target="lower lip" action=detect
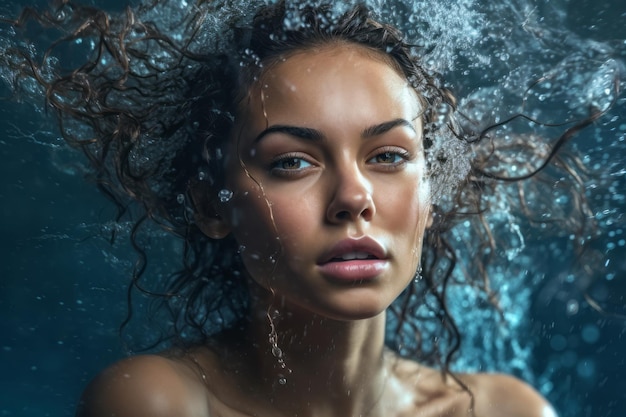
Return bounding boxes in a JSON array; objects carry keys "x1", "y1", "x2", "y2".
[{"x1": 317, "y1": 260, "x2": 389, "y2": 282}]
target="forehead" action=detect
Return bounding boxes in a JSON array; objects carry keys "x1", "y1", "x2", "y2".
[
  {"x1": 265, "y1": 42, "x2": 407, "y2": 85},
  {"x1": 235, "y1": 43, "x2": 422, "y2": 133}
]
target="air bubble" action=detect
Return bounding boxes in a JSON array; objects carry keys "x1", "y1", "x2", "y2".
[
  {"x1": 566, "y1": 299, "x2": 579, "y2": 315},
  {"x1": 581, "y1": 325, "x2": 600, "y2": 344},
  {"x1": 218, "y1": 189, "x2": 233, "y2": 203},
  {"x1": 550, "y1": 334, "x2": 567, "y2": 351},
  {"x1": 176, "y1": 194, "x2": 185, "y2": 204}
]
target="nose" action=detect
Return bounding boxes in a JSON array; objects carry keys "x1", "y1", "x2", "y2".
[{"x1": 326, "y1": 165, "x2": 376, "y2": 224}]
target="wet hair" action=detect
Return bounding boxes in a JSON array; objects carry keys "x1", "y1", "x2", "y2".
[{"x1": 1, "y1": 0, "x2": 603, "y2": 381}]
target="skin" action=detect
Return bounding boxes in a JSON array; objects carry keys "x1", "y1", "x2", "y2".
[{"x1": 76, "y1": 44, "x2": 557, "y2": 417}]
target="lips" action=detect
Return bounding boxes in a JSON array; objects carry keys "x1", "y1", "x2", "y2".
[
  {"x1": 319, "y1": 237, "x2": 386, "y2": 263},
  {"x1": 317, "y1": 237, "x2": 389, "y2": 282},
  {"x1": 331, "y1": 251, "x2": 376, "y2": 261}
]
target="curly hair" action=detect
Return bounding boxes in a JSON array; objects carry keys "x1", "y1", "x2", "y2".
[{"x1": 1, "y1": 0, "x2": 607, "y2": 375}]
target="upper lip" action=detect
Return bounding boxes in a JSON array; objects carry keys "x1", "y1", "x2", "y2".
[{"x1": 318, "y1": 237, "x2": 387, "y2": 264}]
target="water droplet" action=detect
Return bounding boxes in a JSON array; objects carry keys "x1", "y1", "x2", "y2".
[
  {"x1": 566, "y1": 299, "x2": 579, "y2": 315},
  {"x1": 218, "y1": 189, "x2": 233, "y2": 203},
  {"x1": 272, "y1": 346, "x2": 283, "y2": 358}
]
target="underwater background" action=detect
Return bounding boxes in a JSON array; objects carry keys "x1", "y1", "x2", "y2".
[{"x1": 1, "y1": 0, "x2": 625, "y2": 416}]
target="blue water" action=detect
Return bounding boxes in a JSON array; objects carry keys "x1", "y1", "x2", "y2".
[{"x1": 1, "y1": 0, "x2": 625, "y2": 416}]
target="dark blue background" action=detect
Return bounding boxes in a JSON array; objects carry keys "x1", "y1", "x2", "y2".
[{"x1": 1, "y1": 1, "x2": 625, "y2": 416}]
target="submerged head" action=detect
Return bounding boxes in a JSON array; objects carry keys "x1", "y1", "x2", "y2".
[{"x1": 185, "y1": 3, "x2": 467, "y2": 320}]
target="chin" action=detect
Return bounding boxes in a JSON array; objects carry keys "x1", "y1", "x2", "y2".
[{"x1": 293, "y1": 291, "x2": 393, "y2": 322}]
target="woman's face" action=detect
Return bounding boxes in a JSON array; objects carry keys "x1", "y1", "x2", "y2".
[{"x1": 221, "y1": 43, "x2": 430, "y2": 320}]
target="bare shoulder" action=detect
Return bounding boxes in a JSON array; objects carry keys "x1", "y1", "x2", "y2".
[
  {"x1": 76, "y1": 354, "x2": 209, "y2": 417},
  {"x1": 462, "y1": 372, "x2": 558, "y2": 417},
  {"x1": 388, "y1": 355, "x2": 557, "y2": 417}
]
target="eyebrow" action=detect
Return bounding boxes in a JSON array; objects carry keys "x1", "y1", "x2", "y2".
[
  {"x1": 253, "y1": 118, "x2": 416, "y2": 143},
  {"x1": 362, "y1": 118, "x2": 416, "y2": 138}
]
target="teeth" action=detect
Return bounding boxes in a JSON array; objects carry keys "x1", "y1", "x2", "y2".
[{"x1": 340, "y1": 251, "x2": 370, "y2": 261}]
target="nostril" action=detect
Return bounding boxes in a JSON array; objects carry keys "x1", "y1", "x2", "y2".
[
  {"x1": 333, "y1": 207, "x2": 373, "y2": 222},
  {"x1": 327, "y1": 183, "x2": 376, "y2": 223}
]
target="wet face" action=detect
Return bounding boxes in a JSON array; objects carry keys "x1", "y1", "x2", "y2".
[{"x1": 217, "y1": 43, "x2": 430, "y2": 320}]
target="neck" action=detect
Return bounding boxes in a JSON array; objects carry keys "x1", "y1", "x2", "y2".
[{"x1": 242, "y1": 296, "x2": 390, "y2": 417}]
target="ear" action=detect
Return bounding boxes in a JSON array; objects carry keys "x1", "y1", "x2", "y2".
[{"x1": 189, "y1": 181, "x2": 231, "y2": 240}]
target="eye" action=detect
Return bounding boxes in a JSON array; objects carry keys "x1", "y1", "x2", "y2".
[
  {"x1": 369, "y1": 152, "x2": 403, "y2": 164},
  {"x1": 366, "y1": 148, "x2": 411, "y2": 168},
  {"x1": 269, "y1": 154, "x2": 314, "y2": 176}
]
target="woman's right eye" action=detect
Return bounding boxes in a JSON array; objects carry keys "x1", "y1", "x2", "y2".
[{"x1": 269, "y1": 154, "x2": 314, "y2": 176}]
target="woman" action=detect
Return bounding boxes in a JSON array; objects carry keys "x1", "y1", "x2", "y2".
[{"x1": 1, "y1": 0, "x2": 611, "y2": 416}]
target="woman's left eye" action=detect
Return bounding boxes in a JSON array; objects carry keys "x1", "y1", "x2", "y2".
[{"x1": 367, "y1": 150, "x2": 410, "y2": 166}]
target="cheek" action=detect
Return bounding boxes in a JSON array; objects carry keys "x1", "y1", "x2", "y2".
[
  {"x1": 224, "y1": 175, "x2": 309, "y2": 282},
  {"x1": 382, "y1": 170, "x2": 429, "y2": 225},
  {"x1": 228, "y1": 199, "x2": 280, "y2": 286},
  {"x1": 382, "y1": 175, "x2": 430, "y2": 263},
  {"x1": 225, "y1": 174, "x2": 280, "y2": 256}
]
